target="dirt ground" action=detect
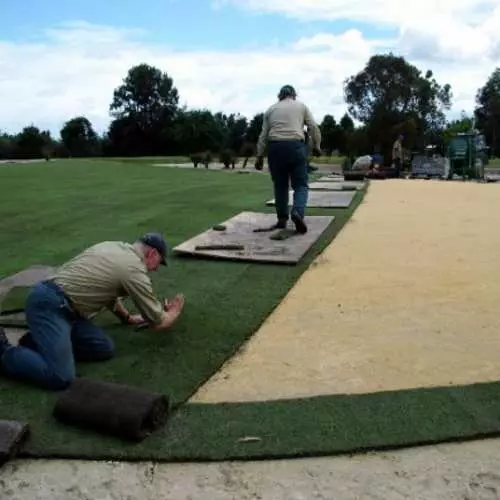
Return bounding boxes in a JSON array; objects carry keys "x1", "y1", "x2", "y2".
[
  {"x1": 4, "y1": 438, "x2": 500, "y2": 499},
  {"x1": 192, "y1": 179, "x2": 500, "y2": 403}
]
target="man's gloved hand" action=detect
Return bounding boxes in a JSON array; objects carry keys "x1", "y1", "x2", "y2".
[
  {"x1": 312, "y1": 147, "x2": 322, "y2": 157},
  {"x1": 255, "y1": 156, "x2": 264, "y2": 171}
]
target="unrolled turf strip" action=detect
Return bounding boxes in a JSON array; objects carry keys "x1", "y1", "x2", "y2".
[{"x1": 19, "y1": 381, "x2": 500, "y2": 462}]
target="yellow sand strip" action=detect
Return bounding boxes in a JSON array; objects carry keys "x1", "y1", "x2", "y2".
[{"x1": 191, "y1": 180, "x2": 500, "y2": 403}]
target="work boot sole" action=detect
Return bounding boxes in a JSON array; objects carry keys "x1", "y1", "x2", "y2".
[{"x1": 291, "y1": 214, "x2": 307, "y2": 234}]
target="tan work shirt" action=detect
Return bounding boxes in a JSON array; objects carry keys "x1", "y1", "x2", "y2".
[
  {"x1": 393, "y1": 139, "x2": 403, "y2": 159},
  {"x1": 53, "y1": 241, "x2": 164, "y2": 325},
  {"x1": 256, "y1": 98, "x2": 322, "y2": 157}
]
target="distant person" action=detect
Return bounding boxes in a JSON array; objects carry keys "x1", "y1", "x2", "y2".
[
  {"x1": 392, "y1": 134, "x2": 404, "y2": 176},
  {"x1": 352, "y1": 155, "x2": 373, "y2": 171},
  {"x1": 0, "y1": 233, "x2": 185, "y2": 391},
  {"x1": 370, "y1": 149, "x2": 384, "y2": 172},
  {"x1": 255, "y1": 85, "x2": 322, "y2": 234},
  {"x1": 371, "y1": 146, "x2": 383, "y2": 167}
]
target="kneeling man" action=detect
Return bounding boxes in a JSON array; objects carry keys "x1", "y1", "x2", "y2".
[{"x1": 0, "y1": 232, "x2": 184, "y2": 390}]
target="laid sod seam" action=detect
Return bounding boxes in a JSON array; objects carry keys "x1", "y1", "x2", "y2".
[
  {"x1": 0, "y1": 159, "x2": 368, "y2": 461},
  {"x1": 20, "y1": 381, "x2": 500, "y2": 462}
]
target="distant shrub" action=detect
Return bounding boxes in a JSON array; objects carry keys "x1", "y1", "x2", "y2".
[
  {"x1": 190, "y1": 151, "x2": 212, "y2": 168},
  {"x1": 219, "y1": 149, "x2": 237, "y2": 169}
]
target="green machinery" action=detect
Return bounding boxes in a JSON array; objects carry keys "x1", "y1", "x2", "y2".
[{"x1": 446, "y1": 131, "x2": 489, "y2": 180}]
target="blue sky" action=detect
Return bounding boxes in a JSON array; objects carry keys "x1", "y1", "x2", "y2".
[
  {"x1": 0, "y1": 0, "x2": 498, "y2": 135},
  {"x1": 1, "y1": 0, "x2": 393, "y2": 50}
]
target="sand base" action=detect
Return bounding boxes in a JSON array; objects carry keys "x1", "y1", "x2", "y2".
[{"x1": 192, "y1": 179, "x2": 500, "y2": 403}]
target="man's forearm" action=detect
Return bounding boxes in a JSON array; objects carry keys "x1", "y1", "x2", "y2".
[
  {"x1": 304, "y1": 106, "x2": 321, "y2": 151},
  {"x1": 310, "y1": 124, "x2": 322, "y2": 151},
  {"x1": 110, "y1": 298, "x2": 131, "y2": 322},
  {"x1": 256, "y1": 135, "x2": 266, "y2": 157},
  {"x1": 256, "y1": 115, "x2": 269, "y2": 157},
  {"x1": 151, "y1": 310, "x2": 179, "y2": 331}
]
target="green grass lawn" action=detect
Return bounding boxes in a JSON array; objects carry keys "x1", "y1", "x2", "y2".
[
  {"x1": 0, "y1": 158, "x2": 365, "y2": 460},
  {"x1": 3, "y1": 159, "x2": 500, "y2": 463}
]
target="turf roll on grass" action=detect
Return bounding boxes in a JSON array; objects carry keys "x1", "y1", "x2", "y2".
[
  {"x1": 53, "y1": 377, "x2": 170, "y2": 442},
  {"x1": 0, "y1": 420, "x2": 30, "y2": 466},
  {"x1": 344, "y1": 172, "x2": 366, "y2": 181}
]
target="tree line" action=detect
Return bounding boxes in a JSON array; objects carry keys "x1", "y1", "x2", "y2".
[{"x1": 1, "y1": 54, "x2": 499, "y2": 164}]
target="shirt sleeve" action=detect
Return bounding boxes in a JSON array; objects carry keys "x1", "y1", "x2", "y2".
[
  {"x1": 120, "y1": 266, "x2": 164, "y2": 325},
  {"x1": 256, "y1": 110, "x2": 270, "y2": 157},
  {"x1": 303, "y1": 105, "x2": 322, "y2": 150}
]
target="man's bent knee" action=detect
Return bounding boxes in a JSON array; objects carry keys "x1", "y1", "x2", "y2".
[
  {"x1": 44, "y1": 372, "x2": 74, "y2": 391},
  {"x1": 91, "y1": 346, "x2": 115, "y2": 362},
  {"x1": 95, "y1": 335, "x2": 115, "y2": 360},
  {"x1": 74, "y1": 336, "x2": 115, "y2": 362}
]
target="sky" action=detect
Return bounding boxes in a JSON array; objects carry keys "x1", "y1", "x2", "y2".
[{"x1": 1, "y1": 0, "x2": 499, "y2": 137}]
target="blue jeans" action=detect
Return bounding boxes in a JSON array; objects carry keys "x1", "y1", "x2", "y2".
[
  {"x1": 0, "y1": 281, "x2": 114, "y2": 391},
  {"x1": 268, "y1": 140, "x2": 309, "y2": 221}
]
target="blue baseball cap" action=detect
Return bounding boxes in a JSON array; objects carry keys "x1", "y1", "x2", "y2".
[{"x1": 140, "y1": 232, "x2": 168, "y2": 265}]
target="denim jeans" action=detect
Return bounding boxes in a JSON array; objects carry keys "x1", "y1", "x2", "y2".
[
  {"x1": 0, "y1": 281, "x2": 114, "y2": 390},
  {"x1": 267, "y1": 140, "x2": 309, "y2": 221}
]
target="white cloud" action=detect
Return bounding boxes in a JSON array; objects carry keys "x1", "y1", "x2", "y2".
[
  {"x1": 220, "y1": 0, "x2": 497, "y2": 26},
  {"x1": 0, "y1": 3, "x2": 499, "y2": 138}
]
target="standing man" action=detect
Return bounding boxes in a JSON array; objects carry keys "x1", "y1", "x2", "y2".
[
  {"x1": 392, "y1": 134, "x2": 404, "y2": 177},
  {"x1": 255, "y1": 85, "x2": 321, "y2": 234},
  {"x1": 0, "y1": 232, "x2": 185, "y2": 391}
]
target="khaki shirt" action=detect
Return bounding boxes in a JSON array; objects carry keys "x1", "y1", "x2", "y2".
[
  {"x1": 393, "y1": 139, "x2": 403, "y2": 159},
  {"x1": 256, "y1": 98, "x2": 322, "y2": 157},
  {"x1": 53, "y1": 241, "x2": 164, "y2": 325}
]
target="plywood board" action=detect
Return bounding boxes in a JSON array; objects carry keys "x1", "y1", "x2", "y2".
[
  {"x1": 485, "y1": 174, "x2": 500, "y2": 182},
  {"x1": 317, "y1": 175, "x2": 366, "y2": 187},
  {"x1": 174, "y1": 211, "x2": 334, "y2": 265},
  {"x1": 0, "y1": 266, "x2": 56, "y2": 301},
  {"x1": 0, "y1": 311, "x2": 27, "y2": 328},
  {"x1": 309, "y1": 182, "x2": 361, "y2": 191},
  {"x1": 317, "y1": 175, "x2": 344, "y2": 182},
  {"x1": 266, "y1": 190, "x2": 356, "y2": 208}
]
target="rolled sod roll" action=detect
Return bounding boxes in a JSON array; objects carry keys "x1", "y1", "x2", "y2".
[
  {"x1": 53, "y1": 378, "x2": 170, "y2": 442},
  {"x1": 366, "y1": 170, "x2": 387, "y2": 180},
  {"x1": 344, "y1": 172, "x2": 365, "y2": 181},
  {"x1": 0, "y1": 420, "x2": 30, "y2": 465}
]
